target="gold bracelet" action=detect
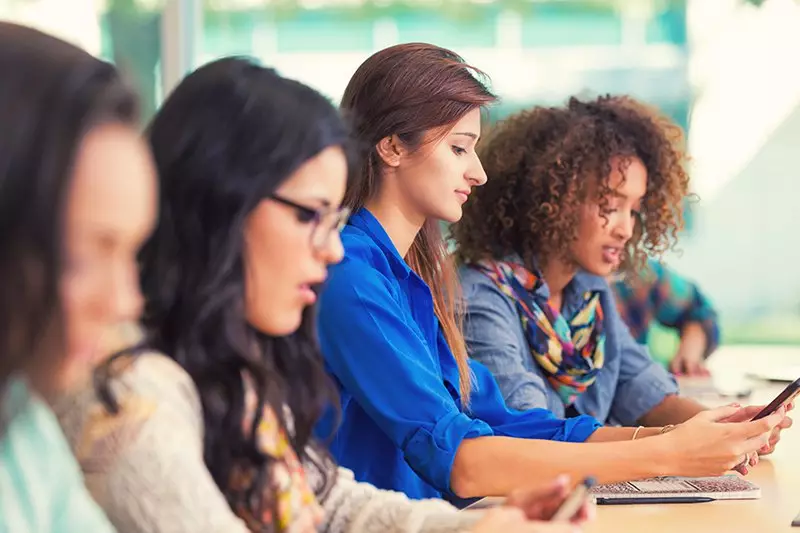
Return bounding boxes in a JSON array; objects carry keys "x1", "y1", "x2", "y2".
[
  {"x1": 660, "y1": 424, "x2": 676, "y2": 434},
  {"x1": 632, "y1": 426, "x2": 645, "y2": 440}
]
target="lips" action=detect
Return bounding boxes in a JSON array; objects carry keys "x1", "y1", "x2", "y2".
[
  {"x1": 601, "y1": 246, "x2": 622, "y2": 265},
  {"x1": 455, "y1": 190, "x2": 470, "y2": 203}
]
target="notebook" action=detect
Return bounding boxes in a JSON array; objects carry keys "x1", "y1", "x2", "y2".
[{"x1": 592, "y1": 475, "x2": 761, "y2": 501}]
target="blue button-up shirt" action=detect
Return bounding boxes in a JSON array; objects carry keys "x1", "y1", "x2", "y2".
[
  {"x1": 316, "y1": 209, "x2": 601, "y2": 501},
  {"x1": 460, "y1": 263, "x2": 679, "y2": 426}
]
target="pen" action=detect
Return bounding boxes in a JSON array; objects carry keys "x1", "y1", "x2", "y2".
[{"x1": 596, "y1": 497, "x2": 715, "y2": 505}]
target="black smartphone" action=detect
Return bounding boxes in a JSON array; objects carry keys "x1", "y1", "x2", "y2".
[
  {"x1": 751, "y1": 378, "x2": 800, "y2": 421},
  {"x1": 551, "y1": 477, "x2": 596, "y2": 521}
]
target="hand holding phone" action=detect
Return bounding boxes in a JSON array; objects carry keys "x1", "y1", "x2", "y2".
[{"x1": 751, "y1": 378, "x2": 800, "y2": 421}]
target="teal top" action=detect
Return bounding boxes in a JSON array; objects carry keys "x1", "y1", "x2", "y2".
[{"x1": 0, "y1": 378, "x2": 115, "y2": 533}]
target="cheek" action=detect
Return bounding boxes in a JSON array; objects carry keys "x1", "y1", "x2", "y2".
[{"x1": 243, "y1": 229, "x2": 309, "y2": 336}]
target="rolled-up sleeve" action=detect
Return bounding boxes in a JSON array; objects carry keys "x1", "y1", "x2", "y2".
[
  {"x1": 462, "y1": 271, "x2": 553, "y2": 413},
  {"x1": 606, "y1": 291, "x2": 679, "y2": 425},
  {"x1": 318, "y1": 259, "x2": 494, "y2": 494}
]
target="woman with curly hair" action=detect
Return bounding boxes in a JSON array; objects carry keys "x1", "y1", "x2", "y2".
[
  {"x1": 454, "y1": 95, "x2": 791, "y2": 457},
  {"x1": 316, "y1": 46, "x2": 784, "y2": 502}
]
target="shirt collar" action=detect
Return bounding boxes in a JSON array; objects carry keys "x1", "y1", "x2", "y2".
[
  {"x1": 347, "y1": 208, "x2": 413, "y2": 280},
  {"x1": 501, "y1": 254, "x2": 607, "y2": 300}
]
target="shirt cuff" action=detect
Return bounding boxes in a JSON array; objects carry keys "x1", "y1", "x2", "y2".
[
  {"x1": 561, "y1": 414, "x2": 602, "y2": 442},
  {"x1": 403, "y1": 411, "x2": 493, "y2": 495},
  {"x1": 611, "y1": 364, "x2": 679, "y2": 425}
]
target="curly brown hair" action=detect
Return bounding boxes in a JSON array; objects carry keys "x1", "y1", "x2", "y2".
[{"x1": 453, "y1": 94, "x2": 691, "y2": 274}]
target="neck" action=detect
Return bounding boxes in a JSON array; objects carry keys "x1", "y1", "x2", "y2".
[
  {"x1": 540, "y1": 258, "x2": 577, "y2": 306},
  {"x1": 364, "y1": 187, "x2": 425, "y2": 257}
]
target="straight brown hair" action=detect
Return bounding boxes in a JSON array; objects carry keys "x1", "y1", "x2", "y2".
[{"x1": 340, "y1": 43, "x2": 496, "y2": 403}]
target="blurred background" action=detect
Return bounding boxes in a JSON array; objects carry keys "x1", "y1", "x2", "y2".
[{"x1": 3, "y1": 0, "x2": 798, "y2": 362}]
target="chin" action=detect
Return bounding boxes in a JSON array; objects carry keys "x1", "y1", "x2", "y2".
[
  {"x1": 254, "y1": 308, "x2": 303, "y2": 337},
  {"x1": 437, "y1": 205, "x2": 464, "y2": 224}
]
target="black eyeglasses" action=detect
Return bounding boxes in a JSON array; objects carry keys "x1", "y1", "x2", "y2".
[{"x1": 269, "y1": 194, "x2": 351, "y2": 251}]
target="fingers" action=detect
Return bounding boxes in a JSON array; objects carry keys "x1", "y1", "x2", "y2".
[
  {"x1": 697, "y1": 404, "x2": 741, "y2": 422},
  {"x1": 739, "y1": 407, "x2": 785, "y2": 438},
  {"x1": 572, "y1": 500, "x2": 596, "y2": 524},
  {"x1": 779, "y1": 415, "x2": 793, "y2": 430},
  {"x1": 507, "y1": 475, "x2": 569, "y2": 517},
  {"x1": 686, "y1": 359, "x2": 706, "y2": 376},
  {"x1": 669, "y1": 357, "x2": 684, "y2": 376}
]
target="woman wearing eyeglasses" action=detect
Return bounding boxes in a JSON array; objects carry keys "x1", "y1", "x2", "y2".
[{"x1": 53, "y1": 57, "x2": 591, "y2": 533}]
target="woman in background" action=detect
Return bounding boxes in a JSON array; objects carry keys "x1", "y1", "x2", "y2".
[
  {"x1": 611, "y1": 257, "x2": 719, "y2": 376},
  {"x1": 54, "y1": 57, "x2": 590, "y2": 533},
  {"x1": 316, "y1": 45, "x2": 782, "y2": 502},
  {"x1": 0, "y1": 22, "x2": 156, "y2": 532}
]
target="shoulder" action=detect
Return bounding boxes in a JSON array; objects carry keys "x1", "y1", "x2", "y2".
[
  {"x1": 335, "y1": 225, "x2": 394, "y2": 279},
  {"x1": 459, "y1": 264, "x2": 515, "y2": 311},
  {"x1": 53, "y1": 352, "x2": 203, "y2": 473},
  {"x1": 3, "y1": 379, "x2": 73, "y2": 460},
  {"x1": 324, "y1": 227, "x2": 398, "y2": 303}
]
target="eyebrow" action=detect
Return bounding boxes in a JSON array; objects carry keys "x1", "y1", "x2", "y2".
[{"x1": 453, "y1": 132, "x2": 479, "y2": 140}]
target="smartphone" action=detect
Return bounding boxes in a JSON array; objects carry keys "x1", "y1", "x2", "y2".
[
  {"x1": 751, "y1": 378, "x2": 800, "y2": 421},
  {"x1": 551, "y1": 477, "x2": 596, "y2": 521}
]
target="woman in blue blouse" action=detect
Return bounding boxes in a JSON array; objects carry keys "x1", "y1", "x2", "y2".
[
  {"x1": 316, "y1": 44, "x2": 784, "y2": 502},
  {"x1": 453, "y1": 97, "x2": 791, "y2": 468},
  {"x1": 0, "y1": 23, "x2": 156, "y2": 532}
]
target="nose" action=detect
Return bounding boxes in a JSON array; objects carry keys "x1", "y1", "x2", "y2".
[
  {"x1": 107, "y1": 260, "x2": 144, "y2": 325},
  {"x1": 612, "y1": 211, "x2": 637, "y2": 242},
  {"x1": 466, "y1": 153, "x2": 488, "y2": 187},
  {"x1": 317, "y1": 230, "x2": 345, "y2": 265}
]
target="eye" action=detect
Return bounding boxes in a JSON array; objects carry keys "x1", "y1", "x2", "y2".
[
  {"x1": 451, "y1": 145, "x2": 467, "y2": 156},
  {"x1": 294, "y1": 208, "x2": 317, "y2": 224}
]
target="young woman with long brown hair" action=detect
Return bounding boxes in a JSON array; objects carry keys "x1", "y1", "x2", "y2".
[{"x1": 315, "y1": 43, "x2": 784, "y2": 502}]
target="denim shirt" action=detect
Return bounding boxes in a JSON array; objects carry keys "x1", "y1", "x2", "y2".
[
  {"x1": 316, "y1": 209, "x2": 601, "y2": 501},
  {"x1": 460, "y1": 263, "x2": 679, "y2": 425}
]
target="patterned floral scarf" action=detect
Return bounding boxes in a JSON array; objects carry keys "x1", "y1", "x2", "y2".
[
  {"x1": 229, "y1": 377, "x2": 323, "y2": 533},
  {"x1": 474, "y1": 260, "x2": 606, "y2": 406}
]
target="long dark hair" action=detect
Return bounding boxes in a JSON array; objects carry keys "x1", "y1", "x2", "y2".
[
  {"x1": 138, "y1": 57, "x2": 351, "y2": 529},
  {"x1": 340, "y1": 43, "x2": 496, "y2": 402},
  {"x1": 0, "y1": 22, "x2": 137, "y2": 433}
]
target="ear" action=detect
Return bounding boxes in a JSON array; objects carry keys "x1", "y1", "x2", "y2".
[{"x1": 375, "y1": 135, "x2": 404, "y2": 168}]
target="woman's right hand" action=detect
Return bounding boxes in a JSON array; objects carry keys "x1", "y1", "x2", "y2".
[
  {"x1": 660, "y1": 404, "x2": 786, "y2": 477},
  {"x1": 471, "y1": 508, "x2": 582, "y2": 533}
]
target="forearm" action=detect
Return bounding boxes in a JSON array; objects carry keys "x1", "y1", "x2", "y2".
[
  {"x1": 586, "y1": 426, "x2": 663, "y2": 441},
  {"x1": 677, "y1": 322, "x2": 708, "y2": 358},
  {"x1": 639, "y1": 394, "x2": 706, "y2": 426},
  {"x1": 450, "y1": 435, "x2": 671, "y2": 498}
]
